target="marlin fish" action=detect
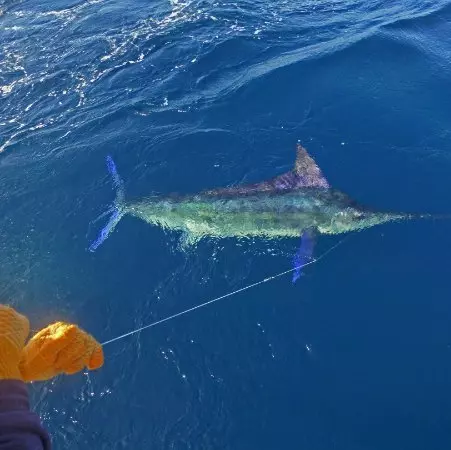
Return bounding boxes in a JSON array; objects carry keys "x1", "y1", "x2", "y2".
[{"x1": 89, "y1": 143, "x2": 429, "y2": 253}]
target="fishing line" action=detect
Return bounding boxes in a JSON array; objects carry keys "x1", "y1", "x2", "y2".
[{"x1": 101, "y1": 236, "x2": 348, "y2": 347}]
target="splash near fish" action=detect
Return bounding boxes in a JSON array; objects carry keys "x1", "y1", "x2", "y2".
[{"x1": 89, "y1": 143, "x2": 436, "y2": 259}]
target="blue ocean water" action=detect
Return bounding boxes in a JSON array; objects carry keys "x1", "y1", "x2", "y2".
[{"x1": 2, "y1": 0, "x2": 451, "y2": 448}]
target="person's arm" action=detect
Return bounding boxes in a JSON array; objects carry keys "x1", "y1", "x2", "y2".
[
  {"x1": 0, "y1": 379, "x2": 51, "y2": 450},
  {"x1": 0, "y1": 305, "x2": 50, "y2": 449}
]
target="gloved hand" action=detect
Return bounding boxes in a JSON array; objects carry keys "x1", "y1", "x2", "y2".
[
  {"x1": 0, "y1": 304, "x2": 104, "y2": 382},
  {"x1": 20, "y1": 322, "x2": 104, "y2": 382},
  {"x1": 20, "y1": 321, "x2": 104, "y2": 382},
  {"x1": 0, "y1": 305, "x2": 30, "y2": 380}
]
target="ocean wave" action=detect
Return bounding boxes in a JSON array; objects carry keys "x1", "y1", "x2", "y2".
[{"x1": 1, "y1": 0, "x2": 449, "y2": 156}]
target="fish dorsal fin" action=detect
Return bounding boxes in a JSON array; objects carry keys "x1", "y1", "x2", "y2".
[
  {"x1": 271, "y1": 143, "x2": 329, "y2": 190},
  {"x1": 293, "y1": 143, "x2": 329, "y2": 188},
  {"x1": 202, "y1": 143, "x2": 329, "y2": 197}
]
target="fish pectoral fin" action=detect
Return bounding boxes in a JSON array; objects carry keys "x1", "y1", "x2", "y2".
[{"x1": 292, "y1": 228, "x2": 316, "y2": 283}]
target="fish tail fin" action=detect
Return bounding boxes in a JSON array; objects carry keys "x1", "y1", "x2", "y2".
[{"x1": 89, "y1": 155, "x2": 126, "y2": 252}]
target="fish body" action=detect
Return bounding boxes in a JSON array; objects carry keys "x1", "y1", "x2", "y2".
[
  {"x1": 127, "y1": 188, "x2": 404, "y2": 242},
  {"x1": 89, "y1": 144, "x2": 420, "y2": 251}
]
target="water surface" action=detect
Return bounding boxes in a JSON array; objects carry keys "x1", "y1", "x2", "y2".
[{"x1": 1, "y1": 0, "x2": 451, "y2": 448}]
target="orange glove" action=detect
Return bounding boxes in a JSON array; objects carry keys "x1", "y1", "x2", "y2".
[
  {"x1": 0, "y1": 305, "x2": 30, "y2": 380},
  {"x1": 20, "y1": 322, "x2": 104, "y2": 382},
  {"x1": 0, "y1": 304, "x2": 103, "y2": 382}
]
